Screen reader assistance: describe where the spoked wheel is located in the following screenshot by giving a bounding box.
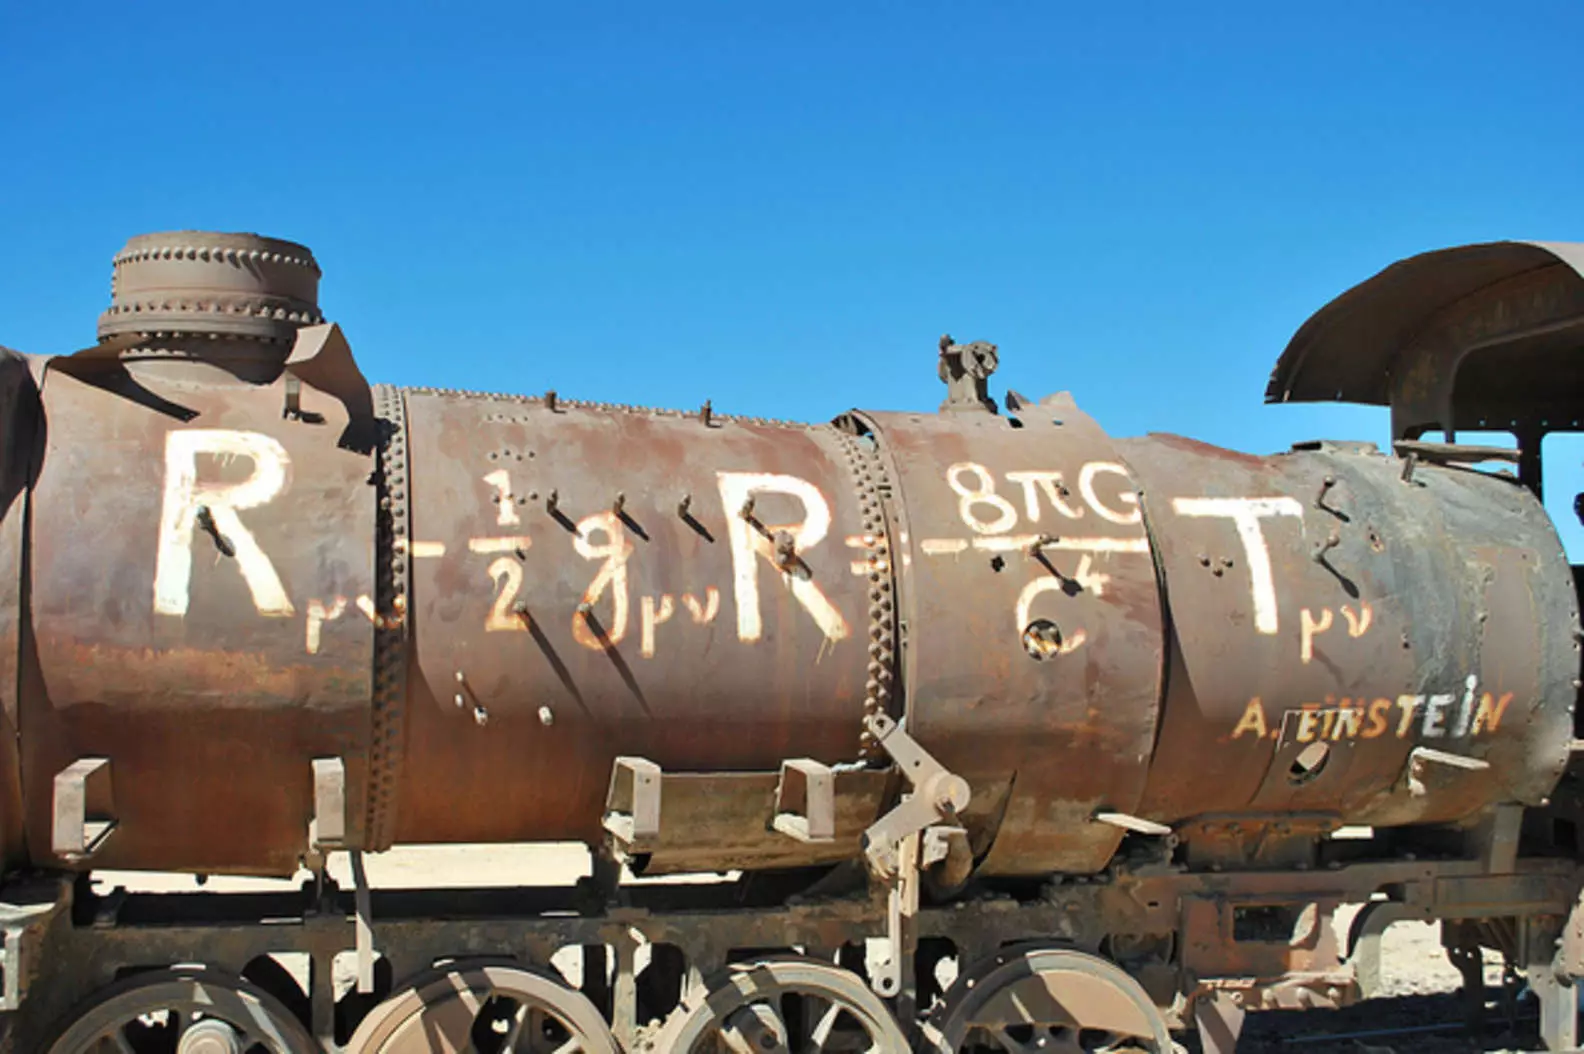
[346,959,617,1054]
[659,957,908,1054]
[46,967,317,1054]
[923,945,1171,1054]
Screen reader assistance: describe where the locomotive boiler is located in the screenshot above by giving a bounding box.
[0,232,1581,1054]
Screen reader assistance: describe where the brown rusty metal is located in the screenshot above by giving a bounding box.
[396,390,877,848]
[6,844,1582,1052]
[365,383,409,852]
[924,944,1173,1054]
[22,363,375,875]
[1122,433,1577,835]
[1268,240,1584,447]
[345,962,619,1054]
[612,768,888,874]
[97,232,324,378]
[7,229,1584,1054]
[859,394,1166,875]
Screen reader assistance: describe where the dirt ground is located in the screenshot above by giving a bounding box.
[93,846,1569,1052]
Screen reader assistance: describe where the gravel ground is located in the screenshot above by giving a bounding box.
[93,848,1571,1052]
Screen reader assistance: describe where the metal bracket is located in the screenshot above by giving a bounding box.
[1392,439,1521,465]
[772,759,835,843]
[0,895,59,1013]
[1404,746,1491,797]
[860,713,970,878]
[603,757,662,847]
[53,758,116,861]
[1094,810,1173,837]
[310,757,347,850]
[859,713,971,1002]
[1479,803,1523,874]
[349,850,375,995]
[0,926,20,1012]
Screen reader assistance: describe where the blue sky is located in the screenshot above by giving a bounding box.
[2,2,1581,549]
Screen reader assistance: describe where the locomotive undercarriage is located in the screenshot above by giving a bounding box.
[5,815,1583,1053]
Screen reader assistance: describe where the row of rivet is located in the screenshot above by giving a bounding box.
[103,334,294,354]
[104,299,323,322]
[834,427,898,757]
[114,245,320,271]
[366,384,411,852]
[402,386,810,430]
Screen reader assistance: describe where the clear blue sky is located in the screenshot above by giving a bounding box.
[3,2,1581,549]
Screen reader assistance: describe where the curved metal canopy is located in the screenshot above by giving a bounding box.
[1266,240,1584,407]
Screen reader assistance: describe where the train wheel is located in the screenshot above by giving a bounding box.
[658,957,908,1054]
[345,959,617,1054]
[45,967,317,1054]
[922,945,1171,1054]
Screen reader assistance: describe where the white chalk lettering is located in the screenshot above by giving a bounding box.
[154,429,294,617]
[486,557,527,632]
[1170,496,1303,634]
[1341,603,1372,637]
[305,596,347,655]
[1299,607,1333,664]
[682,588,720,624]
[641,595,675,658]
[1078,462,1142,525]
[1014,577,1088,654]
[1453,674,1477,737]
[1423,693,1454,737]
[572,511,633,649]
[717,472,849,644]
[947,462,1019,534]
[1005,470,1084,521]
[482,469,522,527]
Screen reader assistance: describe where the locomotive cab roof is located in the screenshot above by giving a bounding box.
[1267,238,1584,498]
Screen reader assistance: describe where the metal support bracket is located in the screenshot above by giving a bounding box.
[52,758,116,861]
[772,759,835,843]
[1094,810,1173,837]
[1404,745,1490,797]
[603,757,662,847]
[859,713,971,1004]
[1193,991,1246,1054]
[1479,803,1523,874]
[0,893,63,1013]
[349,850,375,996]
[859,713,970,878]
[310,757,347,850]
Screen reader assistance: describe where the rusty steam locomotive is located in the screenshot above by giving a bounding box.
[0,232,1579,1054]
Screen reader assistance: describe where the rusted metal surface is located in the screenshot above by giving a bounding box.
[4,229,1584,1052]
[1267,240,1584,451]
[22,363,375,874]
[1267,240,1584,407]
[6,851,1579,1052]
[924,944,1174,1054]
[397,390,877,847]
[1124,434,1577,832]
[860,395,1165,875]
[365,383,409,853]
[605,768,889,874]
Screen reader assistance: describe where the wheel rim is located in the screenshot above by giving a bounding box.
[46,968,316,1054]
[662,957,908,1054]
[346,960,617,1054]
[924,945,1171,1054]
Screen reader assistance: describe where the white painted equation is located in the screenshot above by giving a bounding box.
[911,460,1152,652]
[151,429,1379,670]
